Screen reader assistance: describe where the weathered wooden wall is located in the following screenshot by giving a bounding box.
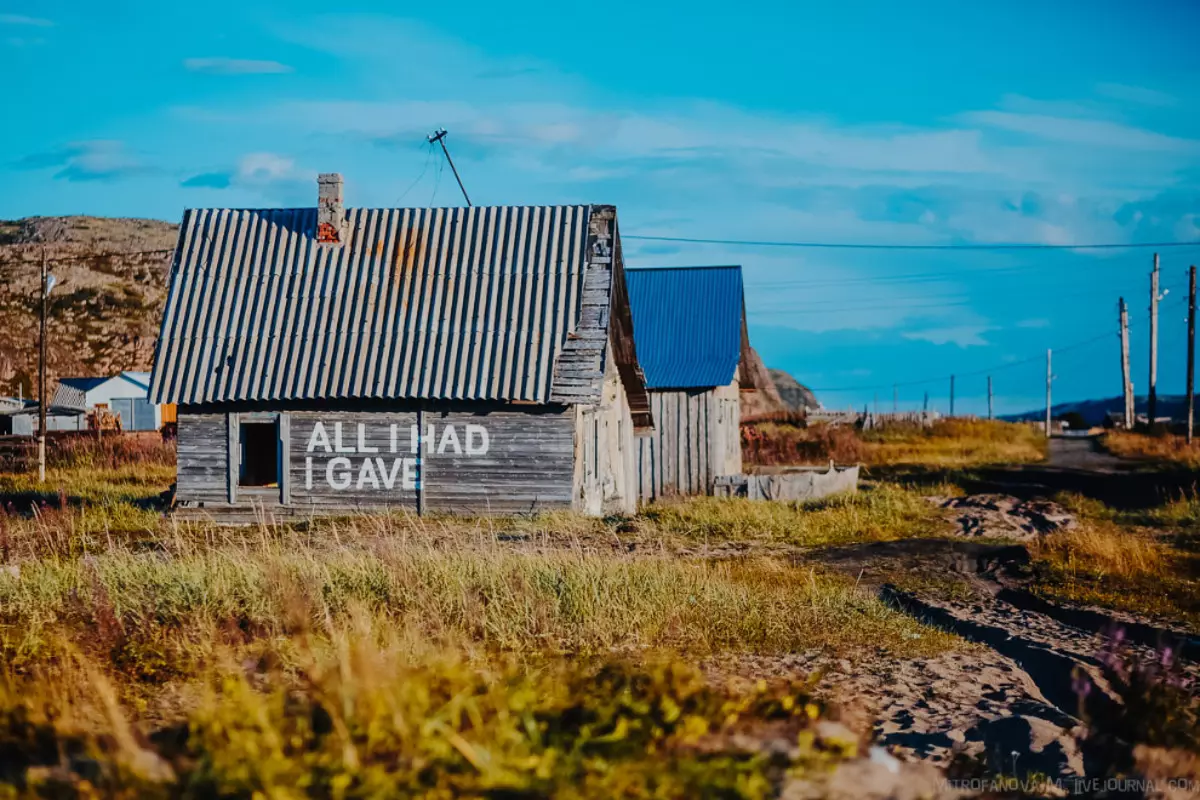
[288,411,419,513]
[422,407,575,515]
[636,381,741,503]
[176,412,229,505]
[176,403,577,517]
[574,358,637,516]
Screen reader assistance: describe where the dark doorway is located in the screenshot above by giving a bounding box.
[239,421,279,487]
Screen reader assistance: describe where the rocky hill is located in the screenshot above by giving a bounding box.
[0,216,178,397]
[769,369,819,411]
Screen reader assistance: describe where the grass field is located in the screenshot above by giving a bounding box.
[3,428,1198,794]
[1101,430,1200,468]
[1028,492,1200,632]
[0,438,963,797]
[743,418,1047,468]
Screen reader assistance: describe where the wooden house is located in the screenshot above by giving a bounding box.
[626,265,750,501]
[149,175,652,518]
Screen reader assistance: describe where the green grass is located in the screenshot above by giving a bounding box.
[0,545,957,673]
[638,484,947,547]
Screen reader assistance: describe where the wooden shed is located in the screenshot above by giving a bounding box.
[626,266,751,502]
[149,175,652,519]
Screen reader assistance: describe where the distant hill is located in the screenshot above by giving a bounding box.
[0,216,178,397]
[769,369,819,411]
[1002,394,1191,426]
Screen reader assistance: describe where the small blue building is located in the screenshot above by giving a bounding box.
[626,265,750,501]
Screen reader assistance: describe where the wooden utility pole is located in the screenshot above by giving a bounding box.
[1188,266,1197,443]
[1149,253,1160,426]
[1045,349,1053,436]
[987,376,994,420]
[923,391,929,413]
[949,375,955,417]
[426,129,472,206]
[38,247,47,483]
[1119,298,1133,428]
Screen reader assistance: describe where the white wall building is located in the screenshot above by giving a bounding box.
[49,371,163,431]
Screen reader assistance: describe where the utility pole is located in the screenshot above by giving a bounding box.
[426,129,472,206]
[893,384,898,414]
[1045,349,1053,437]
[923,391,929,414]
[987,376,994,420]
[1149,253,1160,427]
[38,247,48,483]
[1188,266,1197,443]
[949,375,955,417]
[1119,298,1133,429]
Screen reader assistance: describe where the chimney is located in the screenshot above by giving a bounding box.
[317,173,345,243]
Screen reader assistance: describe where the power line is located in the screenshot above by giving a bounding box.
[750,283,1182,314]
[808,297,1188,394]
[625,234,1200,251]
[742,256,1160,290]
[395,143,435,205]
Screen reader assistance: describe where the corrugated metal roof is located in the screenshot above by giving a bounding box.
[150,205,599,405]
[52,381,89,410]
[626,266,744,389]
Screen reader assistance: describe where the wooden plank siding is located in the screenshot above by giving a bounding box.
[287,411,420,513]
[636,381,741,503]
[176,404,580,518]
[176,412,230,504]
[423,407,575,515]
[573,357,638,516]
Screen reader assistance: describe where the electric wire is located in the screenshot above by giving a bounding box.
[625,234,1200,251]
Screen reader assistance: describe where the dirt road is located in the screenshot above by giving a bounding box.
[1046,435,1134,472]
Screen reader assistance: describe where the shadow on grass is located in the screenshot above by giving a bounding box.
[868,463,1200,511]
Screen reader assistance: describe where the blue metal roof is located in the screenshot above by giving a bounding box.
[626,266,744,390]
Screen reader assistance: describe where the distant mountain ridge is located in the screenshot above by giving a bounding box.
[1002,394,1192,426]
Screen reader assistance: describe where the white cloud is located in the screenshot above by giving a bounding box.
[962,109,1199,153]
[166,14,1200,335]
[238,152,297,182]
[902,326,992,347]
[0,13,52,26]
[184,58,292,75]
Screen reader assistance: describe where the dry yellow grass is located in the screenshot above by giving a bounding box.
[1101,431,1200,468]
[743,418,1046,468]
[859,419,1047,467]
[1030,511,1200,630]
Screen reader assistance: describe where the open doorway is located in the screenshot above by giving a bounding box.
[239,420,279,487]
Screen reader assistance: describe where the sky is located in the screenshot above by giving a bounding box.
[3,0,1200,415]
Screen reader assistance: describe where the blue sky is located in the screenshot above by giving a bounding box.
[4,1,1200,415]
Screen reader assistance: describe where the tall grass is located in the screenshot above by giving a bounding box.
[0,631,855,798]
[0,543,955,671]
[742,418,1046,468]
[1031,518,1200,630]
[1102,430,1200,468]
[641,484,944,546]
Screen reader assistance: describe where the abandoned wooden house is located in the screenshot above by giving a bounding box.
[626,265,749,501]
[148,174,653,518]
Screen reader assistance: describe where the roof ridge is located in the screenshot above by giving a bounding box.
[626,264,742,271]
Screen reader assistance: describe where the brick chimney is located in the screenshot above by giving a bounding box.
[317,173,345,243]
